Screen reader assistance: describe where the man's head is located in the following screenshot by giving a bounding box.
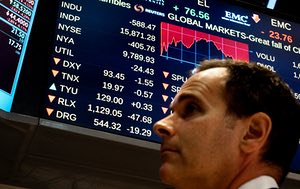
[153,59,300,189]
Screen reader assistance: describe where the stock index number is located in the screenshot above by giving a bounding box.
[127,126,152,137]
[131,101,153,111]
[102,82,124,92]
[128,41,156,53]
[135,77,154,87]
[129,19,156,30]
[103,70,125,80]
[134,89,153,99]
[131,65,155,75]
[269,30,293,43]
[96,93,124,105]
[11,27,25,40]
[8,38,22,50]
[184,7,210,20]
[123,50,155,64]
[93,118,122,131]
[88,104,123,118]
[127,113,153,124]
[120,28,156,41]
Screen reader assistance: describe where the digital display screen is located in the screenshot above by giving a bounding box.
[2,0,298,173]
[42,0,300,143]
[0,0,39,112]
[291,143,300,173]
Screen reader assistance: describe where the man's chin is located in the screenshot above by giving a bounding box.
[159,163,175,184]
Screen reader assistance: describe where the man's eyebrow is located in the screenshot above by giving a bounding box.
[170,93,200,109]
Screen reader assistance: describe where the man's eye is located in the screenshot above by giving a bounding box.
[182,103,199,118]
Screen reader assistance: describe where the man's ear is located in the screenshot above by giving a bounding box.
[240,112,272,154]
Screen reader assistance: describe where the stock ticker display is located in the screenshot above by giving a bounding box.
[42,0,300,145]
[0,0,38,112]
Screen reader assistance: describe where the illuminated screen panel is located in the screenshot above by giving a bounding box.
[0,0,39,112]
[40,0,300,172]
[291,144,300,173]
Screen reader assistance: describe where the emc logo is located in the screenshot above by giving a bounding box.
[222,10,250,26]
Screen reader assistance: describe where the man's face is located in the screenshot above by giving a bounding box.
[153,67,245,189]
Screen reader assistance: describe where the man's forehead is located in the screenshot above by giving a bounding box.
[178,67,228,97]
[171,67,229,109]
[182,67,228,88]
[193,67,228,79]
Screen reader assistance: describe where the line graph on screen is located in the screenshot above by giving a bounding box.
[160,22,249,66]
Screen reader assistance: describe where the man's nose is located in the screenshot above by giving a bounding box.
[153,117,175,138]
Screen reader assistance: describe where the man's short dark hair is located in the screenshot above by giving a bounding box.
[193,59,300,182]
